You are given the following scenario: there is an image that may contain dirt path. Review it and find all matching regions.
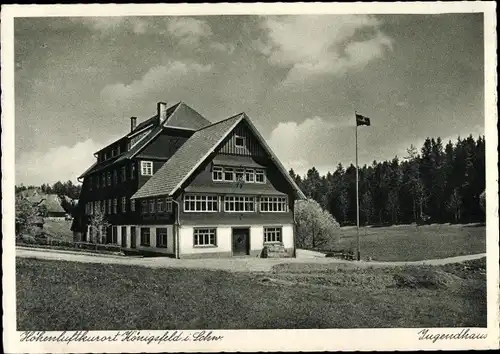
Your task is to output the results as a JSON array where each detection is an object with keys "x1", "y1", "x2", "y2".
[{"x1": 16, "y1": 247, "x2": 486, "y2": 273}]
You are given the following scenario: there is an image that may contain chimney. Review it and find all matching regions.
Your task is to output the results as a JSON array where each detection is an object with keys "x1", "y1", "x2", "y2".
[
  {"x1": 157, "y1": 102, "x2": 168, "y2": 123},
  {"x1": 130, "y1": 116, "x2": 137, "y2": 132}
]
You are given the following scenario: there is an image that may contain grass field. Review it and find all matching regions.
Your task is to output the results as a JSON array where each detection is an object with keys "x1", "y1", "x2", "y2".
[
  {"x1": 328, "y1": 224, "x2": 486, "y2": 261},
  {"x1": 16, "y1": 257, "x2": 486, "y2": 330}
]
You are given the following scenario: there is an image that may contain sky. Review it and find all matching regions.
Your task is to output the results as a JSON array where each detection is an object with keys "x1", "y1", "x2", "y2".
[{"x1": 14, "y1": 13, "x2": 484, "y2": 185}]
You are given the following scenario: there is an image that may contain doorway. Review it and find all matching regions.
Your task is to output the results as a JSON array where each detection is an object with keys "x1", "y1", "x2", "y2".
[{"x1": 232, "y1": 227, "x2": 250, "y2": 256}]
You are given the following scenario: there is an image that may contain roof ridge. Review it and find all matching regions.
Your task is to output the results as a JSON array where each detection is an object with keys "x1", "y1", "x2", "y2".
[{"x1": 194, "y1": 112, "x2": 244, "y2": 132}]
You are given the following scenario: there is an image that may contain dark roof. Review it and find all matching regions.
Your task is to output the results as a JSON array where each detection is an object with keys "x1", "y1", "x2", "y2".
[
  {"x1": 131, "y1": 113, "x2": 245, "y2": 199},
  {"x1": 79, "y1": 102, "x2": 211, "y2": 179},
  {"x1": 131, "y1": 113, "x2": 306, "y2": 200},
  {"x1": 164, "y1": 102, "x2": 212, "y2": 130},
  {"x1": 19, "y1": 190, "x2": 66, "y2": 213},
  {"x1": 212, "y1": 154, "x2": 265, "y2": 169}
]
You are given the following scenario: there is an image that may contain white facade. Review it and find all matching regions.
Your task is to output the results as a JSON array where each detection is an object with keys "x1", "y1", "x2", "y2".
[{"x1": 104, "y1": 223, "x2": 294, "y2": 258}]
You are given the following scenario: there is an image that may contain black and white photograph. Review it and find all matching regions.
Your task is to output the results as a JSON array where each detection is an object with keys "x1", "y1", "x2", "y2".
[{"x1": 2, "y1": 2, "x2": 498, "y2": 352}]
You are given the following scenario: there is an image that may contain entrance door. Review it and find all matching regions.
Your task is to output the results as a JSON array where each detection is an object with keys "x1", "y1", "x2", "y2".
[
  {"x1": 232, "y1": 228, "x2": 250, "y2": 256},
  {"x1": 130, "y1": 227, "x2": 136, "y2": 248},
  {"x1": 121, "y1": 227, "x2": 127, "y2": 248}
]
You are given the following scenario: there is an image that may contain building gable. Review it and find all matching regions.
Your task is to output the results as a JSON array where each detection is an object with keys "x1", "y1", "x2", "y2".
[
  {"x1": 131, "y1": 113, "x2": 306, "y2": 200},
  {"x1": 216, "y1": 120, "x2": 266, "y2": 157}
]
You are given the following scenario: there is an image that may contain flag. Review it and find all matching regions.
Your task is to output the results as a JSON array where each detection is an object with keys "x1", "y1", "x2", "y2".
[{"x1": 356, "y1": 113, "x2": 371, "y2": 126}]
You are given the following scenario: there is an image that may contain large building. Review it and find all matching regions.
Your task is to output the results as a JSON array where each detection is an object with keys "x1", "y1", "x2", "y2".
[{"x1": 72, "y1": 101, "x2": 305, "y2": 258}]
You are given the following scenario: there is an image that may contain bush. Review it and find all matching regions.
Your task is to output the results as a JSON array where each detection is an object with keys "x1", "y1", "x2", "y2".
[{"x1": 295, "y1": 199, "x2": 340, "y2": 249}]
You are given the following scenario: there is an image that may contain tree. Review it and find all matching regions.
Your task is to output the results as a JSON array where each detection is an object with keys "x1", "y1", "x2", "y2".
[
  {"x1": 295, "y1": 199, "x2": 340, "y2": 249},
  {"x1": 15, "y1": 195, "x2": 40, "y2": 240},
  {"x1": 88, "y1": 208, "x2": 110, "y2": 244},
  {"x1": 479, "y1": 190, "x2": 486, "y2": 214},
  {"x1": 446, "y1": 188, "x2": 462, "y2": 223}
]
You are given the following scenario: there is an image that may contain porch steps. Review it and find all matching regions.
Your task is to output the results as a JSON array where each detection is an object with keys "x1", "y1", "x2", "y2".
[{"x1": 262, "y1": 243, "x2": 290, "y2": 258}]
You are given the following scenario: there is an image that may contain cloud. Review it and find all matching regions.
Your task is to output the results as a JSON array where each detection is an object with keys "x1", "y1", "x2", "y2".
[
  {"x1": 210, "y1": 42, "x2": 236, "y2": 54},
  {"x1": 16, "y1": 137, "x2": 118, "y2": 185},
  {"x1": 100, "y1": 61, "x2": 212, "y2": 109},
  {"x1": 268, "y1": 116, "x2": 353, "y2": 177},
  {"x1": 166, "y1": 17, "x2": 213, "y2": 46},
  {"x1": 256, "y1": 15, "x2": 393, "y2": 85}
]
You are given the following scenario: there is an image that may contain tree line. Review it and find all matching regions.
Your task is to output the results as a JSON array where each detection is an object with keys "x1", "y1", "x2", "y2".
[
  {"x1": 15, "y1": 180, "x2": 82, "y2": 200},
  {"x1": 290, "y1": 134, "x2": 486, "y2": 226}
]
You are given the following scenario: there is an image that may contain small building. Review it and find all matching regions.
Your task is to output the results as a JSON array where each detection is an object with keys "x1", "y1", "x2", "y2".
[{"x1": 72, "y1": 101, "x2": 305, "y2": 258}]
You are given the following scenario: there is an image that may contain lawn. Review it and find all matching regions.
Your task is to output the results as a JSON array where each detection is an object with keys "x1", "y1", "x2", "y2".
[
  {"x1": 328, "y1": 224, "x2": 486, "y2": 261},
  {"x1": 16, "y1": 257, "x2": 486, "y2": 330}
]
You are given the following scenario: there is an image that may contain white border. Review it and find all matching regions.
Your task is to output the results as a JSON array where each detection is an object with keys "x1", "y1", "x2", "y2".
[{"x1": 2, "y1": 2, "x2": 498, "y2": 352}]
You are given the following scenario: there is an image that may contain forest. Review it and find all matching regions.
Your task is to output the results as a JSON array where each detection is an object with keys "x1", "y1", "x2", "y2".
[{"x1": 289, "y1": 134, "x2": 486, "y2": 226}]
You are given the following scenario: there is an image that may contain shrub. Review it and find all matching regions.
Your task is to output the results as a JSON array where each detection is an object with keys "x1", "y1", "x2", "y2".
[{"x1": 295, "y1": 199, "x2": 340, "y2": 249}]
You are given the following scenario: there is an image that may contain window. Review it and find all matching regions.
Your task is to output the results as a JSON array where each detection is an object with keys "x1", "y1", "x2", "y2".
[
  {"x1": 113, "y1": 170, "x2": 118, "y2": 185},
  {"x1": 224, "y1": 196, "x2": 255, "y2": 212},
  {"x1": 112, "y1": 226, "x2": 118, "y2": 244},
  {"x1": 235, "y1": 168, "x2": 244, "y2": 182},
  {"x1": 235, "y1": 135, "x2": 245, "y2": 147},
  {"x1": 107, "y1": 172, "x2": 111, "y2": 186},
  {"x1": 184, "y1": 195, "x2": 218, "y2": 212},
  {"x1": 245, "y1": 169, "x2": 255, "y2": 183},
  {"x1": 165, "y1": 200, "x2": 173, "y2": 213},
  {"x1": 104, "y1": 152, "x2": 107, "y2": 160},
  {"x1": 130, "y1": 199, "x2": 136, "y2": 212},
  {"x1": 224, "y1": 168, "x2": 234, "y2": 181},
  {"x1": 121, "y1": 166, "x2": 126, "y2": 182},
  {"x1": 89, "y1": 176, "x2": 93, "y2": 191},
  {"x1": 157, "y1": 199, "x2": 165, "y2": 213},
  {"x1": 148, "y1": 199, "x2": 155, "y2": 213},
  {"x1": 96, "y1": 174, "x2": 100, "y2": 188},
  {"x1": 112, "y1": 148, "x2": 116, "y2": 157},
  {"x1": 141, "y1": 161, "x2": 153, "y2": 176},
  {"x1": 212, "y1": 166, "x2": 223, "y2": 181},
  {"x1": 101, "y1": 173, "x2": 106, "y2": 187},
  {"x1": 156, "y1": 228, "x2": 168, "y2": 248},
  {"x1": 130, "y1": 162, "x2": 136, "y2": 179},
  {"x1": 117, "y1": 146, "x2": 121, "y2": 155},
  {"x1": 121, "y1": 197, "x2": 127, "y2": 213},
  {"x1": 113, "y1": 199, "x2": 118, "y2": 214},
  {"x1": 140, "y1": 228, "x2": 150, "y2": 246},
  {"x1": 193, "y1": 228, "x2": 217, "y2": 247},
  {"x1": 255, "y1": 169, "x2": 265, "y2": 183},
  {"x1": 95, "y1": 200, "x2": 100, "y2": 213},
  {"x1": 260, "y1": 196, "x2": 288, "y2": 212},
  {"x1": 264, "y1": 227, "x2": 282, "y2": 243},
  {"x1": 107, "y1": 199, "x2": 112, "y2": 214},
  {"x1": 141, "y1": 200, "x2": 147, "y2": 214},
  {"x1": 101, "y1": 200, "x2": 105, "y2": 213}
]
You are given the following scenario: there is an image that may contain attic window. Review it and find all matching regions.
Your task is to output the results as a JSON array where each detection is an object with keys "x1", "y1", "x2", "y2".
[{"x1": 235, "y1": 135, "x2": 245, "y2": 148}]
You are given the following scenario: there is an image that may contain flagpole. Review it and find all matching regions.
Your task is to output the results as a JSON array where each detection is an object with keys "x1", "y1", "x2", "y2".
[{"x1": 355, "y1": 111, "x2": 360, "y2": 261}]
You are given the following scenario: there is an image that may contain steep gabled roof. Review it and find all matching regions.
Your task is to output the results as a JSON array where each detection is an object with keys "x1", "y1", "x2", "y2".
[
  {"x1": 131, "y1": 113, "x2": 244, "y2": 199},
  {"x1": 131, "y1": 113, "x2": 306, "y2": 200},
  {"x1": 79, "y1": 102, "x2": 211, "y2": 179},
  {"x1": 164, "y1": 102, "x2": 212, "y2": 130}
]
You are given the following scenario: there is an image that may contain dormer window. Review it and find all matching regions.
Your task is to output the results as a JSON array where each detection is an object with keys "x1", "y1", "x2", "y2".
[{"x1": 235, "y1": 135, "x2": 245, "y2": 148}]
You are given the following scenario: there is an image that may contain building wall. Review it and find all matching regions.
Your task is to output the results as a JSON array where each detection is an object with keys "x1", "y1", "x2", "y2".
[
  {"x1": 177, "y1": 223, "x2": 294, "y2": 259},
  {"x1": 117, "y1": 224, "x2": 175, "y2": 255},
  {"x1": 216, "y1": 120, "x2": 266, "y2": 156}
]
